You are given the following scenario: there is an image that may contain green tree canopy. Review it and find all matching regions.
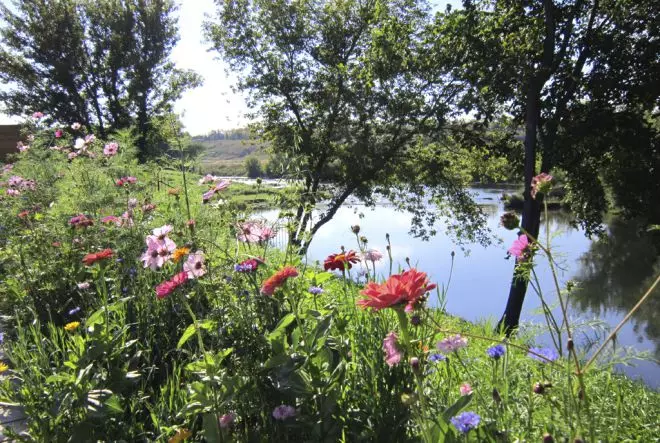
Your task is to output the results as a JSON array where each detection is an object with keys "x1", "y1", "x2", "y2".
[
  {"x1": 0, "y1": 0, "x2": 201, "y2": 159},
  {"x1": 206, "y1": 0, "x2": 489, "y2": 252}
]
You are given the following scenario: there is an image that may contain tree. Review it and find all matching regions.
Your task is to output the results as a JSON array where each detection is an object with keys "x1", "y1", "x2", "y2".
[
  {"x1": 206, "y1": 0, "x2": 488, "y2": 253},
  {"x1": 433, "y1": 0, "x2": 659, "y2": 332},
  {"x1": 0, "y1": 0, "x2": 201, "y2": 159},
  {"x1": 244, "y1": 156, "x2": 263, "y2": 178}
]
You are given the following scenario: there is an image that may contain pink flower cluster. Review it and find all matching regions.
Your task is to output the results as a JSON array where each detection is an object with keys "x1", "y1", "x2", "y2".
[
  {"x1": 272, "y1": 405, "x2": 297, "y2": 420},
  {"x1": 1, "y1": 164, "x2": 14, "y2": 175},
  {"x1": 16, "y1": 142, "x2": 29, "y2": 153},
  {"x1": 362, "y1": 248, "x2": 383, "y2": 262},
  {"x1": 141, "y1": 225, "x2": 176, "y2": 270},
  {"x1": 202, "y1": 179, "x2": 230, "y2": 203},
  {"x1": 116, "y1": 176, "x2": 137, "y2": 187},
  {"x1": 237, "y1": 220, "x2": 276, "y2": 243},
  {"x1": 4, "y1": 175, "x2": 36, "y2": 196}
]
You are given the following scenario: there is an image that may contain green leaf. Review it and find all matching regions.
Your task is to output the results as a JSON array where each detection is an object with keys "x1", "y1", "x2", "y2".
[
  {"x1": 177, "y1": 324, "x2": 196, "y2": 349},
  {"x1": 442, "y1": 393, "x2": 473, "y2": 422},
  {"x1": 104, "y1": 395, "x2": 123, "y2": 415},
  {"x1": 266, "y1": 313, "x2": 296, "y2": 342}
]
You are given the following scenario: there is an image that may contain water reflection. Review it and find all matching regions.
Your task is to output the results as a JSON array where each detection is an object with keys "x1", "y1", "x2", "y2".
[
  {"x1": 258, "y1": 188, "x2": 660, "y2": 386},
  {"x1": 572, "y1": 219, "x2": 660, "y2": 359}
]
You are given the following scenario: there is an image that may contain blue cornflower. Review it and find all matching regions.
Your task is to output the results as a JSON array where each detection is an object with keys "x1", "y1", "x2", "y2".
[
  {"x1": 528, "y1": 347, "x2": 559, "y2": 363},
  {"x1": 486, "y1": 344, "x2": 506, "y2": 360},
  {"x1": 428, "y1": 353, "x2": 446, "y2": 363},
  {"x1": 450, "y1": 411, "x2": 480, "y2": 433},
  {"x1": 308, "y1": 286, "x2": 324, "y2": 295},
  {"x1": 0, "y1": 332, "x2": 4, "y2": 343},
  {"x1": 68, "y1": 307, "x2": 81, "y2": 316}
]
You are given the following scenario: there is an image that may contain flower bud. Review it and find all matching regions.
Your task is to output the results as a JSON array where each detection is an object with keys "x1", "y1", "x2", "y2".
[
  {"x1": 500, "y1": 212, "x2": 520, "y2": 230},
  {"x1": 533, "y1": 382, "x2": 545, "y2": 395},
  {"x1": 385, "y1": 233, "x2": 390, "y2": 241},
  {"x1": 543, "y1": 433, "x2": 555, "y2": 443},
  {"x1": 492, "y1": 387, "x2": 501, "y2": 404},
  {"x1": 409, "y1": 357, "x2": 420, "y2": 372},
  {"x1": 360, "y1": 235, "x2": 368, "y2": 244},
  {"x1": 401, "y1": 393, "x2": 415, "y2": 406},
  {"x1": 567, "y1": 338, "x2": 574, "y2": 352},
  {"x1": 410, "y1": 315, "x2": 421, "y2": 326},
  {"x1": 351, "y1": 225, "x2": 360, "y2": 234}
]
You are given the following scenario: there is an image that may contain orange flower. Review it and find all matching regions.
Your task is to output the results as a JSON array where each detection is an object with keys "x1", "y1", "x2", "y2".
[
  {"x1": 357, "y1": 268, "x2": 436, "y2": 313},
  {"x1": 168, "y1": 428, "x2": 192, "y2": 443},
  {"x1": 172, "y1": 247, "x2": 190, "y2": 263},
  {"x1": 82, "y1": 248, "x2": 114, "y2": 266},
  {"x1": 260, "y1": 266, "x2": 299, "y2": 296},
  {"x1": 323, "y1": 250, "x2": 360, "y2": 271}
]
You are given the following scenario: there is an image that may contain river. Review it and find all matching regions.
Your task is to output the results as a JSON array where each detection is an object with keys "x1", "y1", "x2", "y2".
[{"x1": 258, "y1": 186, "x2": 660, "y2": 388}]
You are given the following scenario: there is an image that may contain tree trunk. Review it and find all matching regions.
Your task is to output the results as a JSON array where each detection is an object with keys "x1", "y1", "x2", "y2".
[{"x1": 497, "y1": 81, "x2": 543, "y2": 334}]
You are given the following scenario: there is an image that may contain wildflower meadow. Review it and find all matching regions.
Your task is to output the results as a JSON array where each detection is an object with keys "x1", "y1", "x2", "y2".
[{"x1": 0, "y1": 121, "x2": 658, "y2": 442}]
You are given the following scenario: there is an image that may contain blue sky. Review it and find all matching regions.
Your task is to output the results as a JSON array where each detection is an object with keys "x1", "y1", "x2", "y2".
[{"x1": 1, "y1": 0, "x2": 462, "y2": 135}]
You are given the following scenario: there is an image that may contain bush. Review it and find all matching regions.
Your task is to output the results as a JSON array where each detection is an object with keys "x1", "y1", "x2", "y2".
[{"x1": 244, "y1": 156, "x2": 263, "y2": 178}]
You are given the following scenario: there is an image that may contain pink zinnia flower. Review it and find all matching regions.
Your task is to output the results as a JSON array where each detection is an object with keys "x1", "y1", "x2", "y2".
[
  {"x1": 103, "y1": 142, "x2": 119, "y2": 157},
  {"x1": 69, "y1": 214, "x2": 94, "y2": 228},
  {"x1": 437, "y1": 334, "x2": 468, "y2": 353},
  {"x1": 155, "y1": 271, "x2": 189, "y2": 299},
  {"x1": 260, "y1": 266, "x2": 299, "y2": 296},
  {"x1": 508, "y1": 234, "x2": 530, "y2": 260},
  {"x1": 460, "y1": 383, "x2": 473, "y2": 396},
  {"x1": 141, "y1": 236, "x2": 175, "y2": 270},
  {"x1": 383, "y1": 332, "x2": 402, "y2": 367},
  {"x1": 55, "y1": 129, "x2": 63, "y2": 138},
  {"x1": 219, "y1": 413, "x2": 236, "y2": 429},
  {"x1": 184, "y1": 251, "x2": 207, "y2": 279},
  {"x1": 32, "y1": 111, "x2": 44, "y2": 119}
]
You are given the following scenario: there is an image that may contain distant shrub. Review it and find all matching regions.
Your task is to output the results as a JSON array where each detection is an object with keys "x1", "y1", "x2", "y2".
[{"x1": 245, "y1": 156, "x2": 263, "y2": 178}]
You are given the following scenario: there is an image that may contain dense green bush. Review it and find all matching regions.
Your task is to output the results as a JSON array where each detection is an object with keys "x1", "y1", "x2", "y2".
[{"x1": 0, "y1": 123, "x2": 657, "y2": 441}]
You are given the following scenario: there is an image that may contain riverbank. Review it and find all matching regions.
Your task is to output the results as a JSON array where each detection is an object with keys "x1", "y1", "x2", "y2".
[{"x1": 0, "y1": 132, "x2": 658, "y2": 440}]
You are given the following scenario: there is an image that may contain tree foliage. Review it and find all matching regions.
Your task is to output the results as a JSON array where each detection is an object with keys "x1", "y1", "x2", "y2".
[
  {"x1": 0, "y1": 0, "x2": 201, "y2": 159},
  {"x1": 206, "y1": 0, "x2": 490, "y2": 252}
]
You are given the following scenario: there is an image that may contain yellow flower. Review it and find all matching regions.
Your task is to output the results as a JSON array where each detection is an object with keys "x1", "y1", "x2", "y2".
[
  {"x1": 168, "y1": 428, "x2": 192, "y2": 443},
  {"x1": 0, "y1": 362, "x2": 9, "y2": 373},
  {"x1": 172, "y1": 247, "x2": 191, "y2": 263},
  {"x1": 64, "y1": 321, "x2": 80, "y2": 332}
]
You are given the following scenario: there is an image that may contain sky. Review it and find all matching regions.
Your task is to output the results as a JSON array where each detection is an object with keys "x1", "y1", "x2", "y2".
[{"x1": 0, "y1": 0, "x2": 462, "y2": 135}]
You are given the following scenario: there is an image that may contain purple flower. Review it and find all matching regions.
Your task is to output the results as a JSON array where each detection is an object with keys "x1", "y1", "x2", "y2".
[
  {"x1": 528, "y1": 347, "x2": 559, "y2": 363},
  {"x1": 486, "y1": 344, "x2": 506, "y2": 360},
  {"x1": 428, "y1": 353, "x2": 446, "y2": 363},
  {"x1": 437, "y1": 334, "x2": 468, "y2": 353},
  {"x1": 308, "y1": 286, "x2": 324, "y2": 295},
  {"x1": 68, "y1": 307, "x2": 81, "y2": 316},
  {"x1": 450, "y1": 411, "x2": 480, "y2": 433},
  {"x1": 272, "y1": 405, "x2": 297, "y2": 420},
  {"x1": 383, "y1": 332, "x2": 402, "y2": 367},
  {"x1": 219, "y1": 412, "x2": 236, "y2": 428}
]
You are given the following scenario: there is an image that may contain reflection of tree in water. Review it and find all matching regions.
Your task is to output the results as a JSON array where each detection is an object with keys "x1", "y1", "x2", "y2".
[{"x1": 573, "y1": 218, "x2": 660, "y2": 357}]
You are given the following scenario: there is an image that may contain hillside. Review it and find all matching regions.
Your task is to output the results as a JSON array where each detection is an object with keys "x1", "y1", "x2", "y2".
[{"x1": 194, "y1": 138, "x2": 269, "y2": 175}]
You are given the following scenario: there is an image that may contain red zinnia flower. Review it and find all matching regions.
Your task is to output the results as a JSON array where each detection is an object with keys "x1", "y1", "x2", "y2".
[
  {"x1": 260, "y1": 266, "x2": 299, "y2": 296},
  {"x1": 82, "y1": 248, "x2": 114, "y2": 266},
  {"x1": 323, "y1": 250, "x2": 360, "y2": 271},
  {"x1": 357, "y1": 268, "x2": 436, "y2": 313},
  {"x1": 155, "y1": 271, "x2": 189, "y2": 299}
]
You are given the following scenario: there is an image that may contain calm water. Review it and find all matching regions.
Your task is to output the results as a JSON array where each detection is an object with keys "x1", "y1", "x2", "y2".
[{"x1": 259, "y1": 187, "x2": 660, "y2": 388}]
